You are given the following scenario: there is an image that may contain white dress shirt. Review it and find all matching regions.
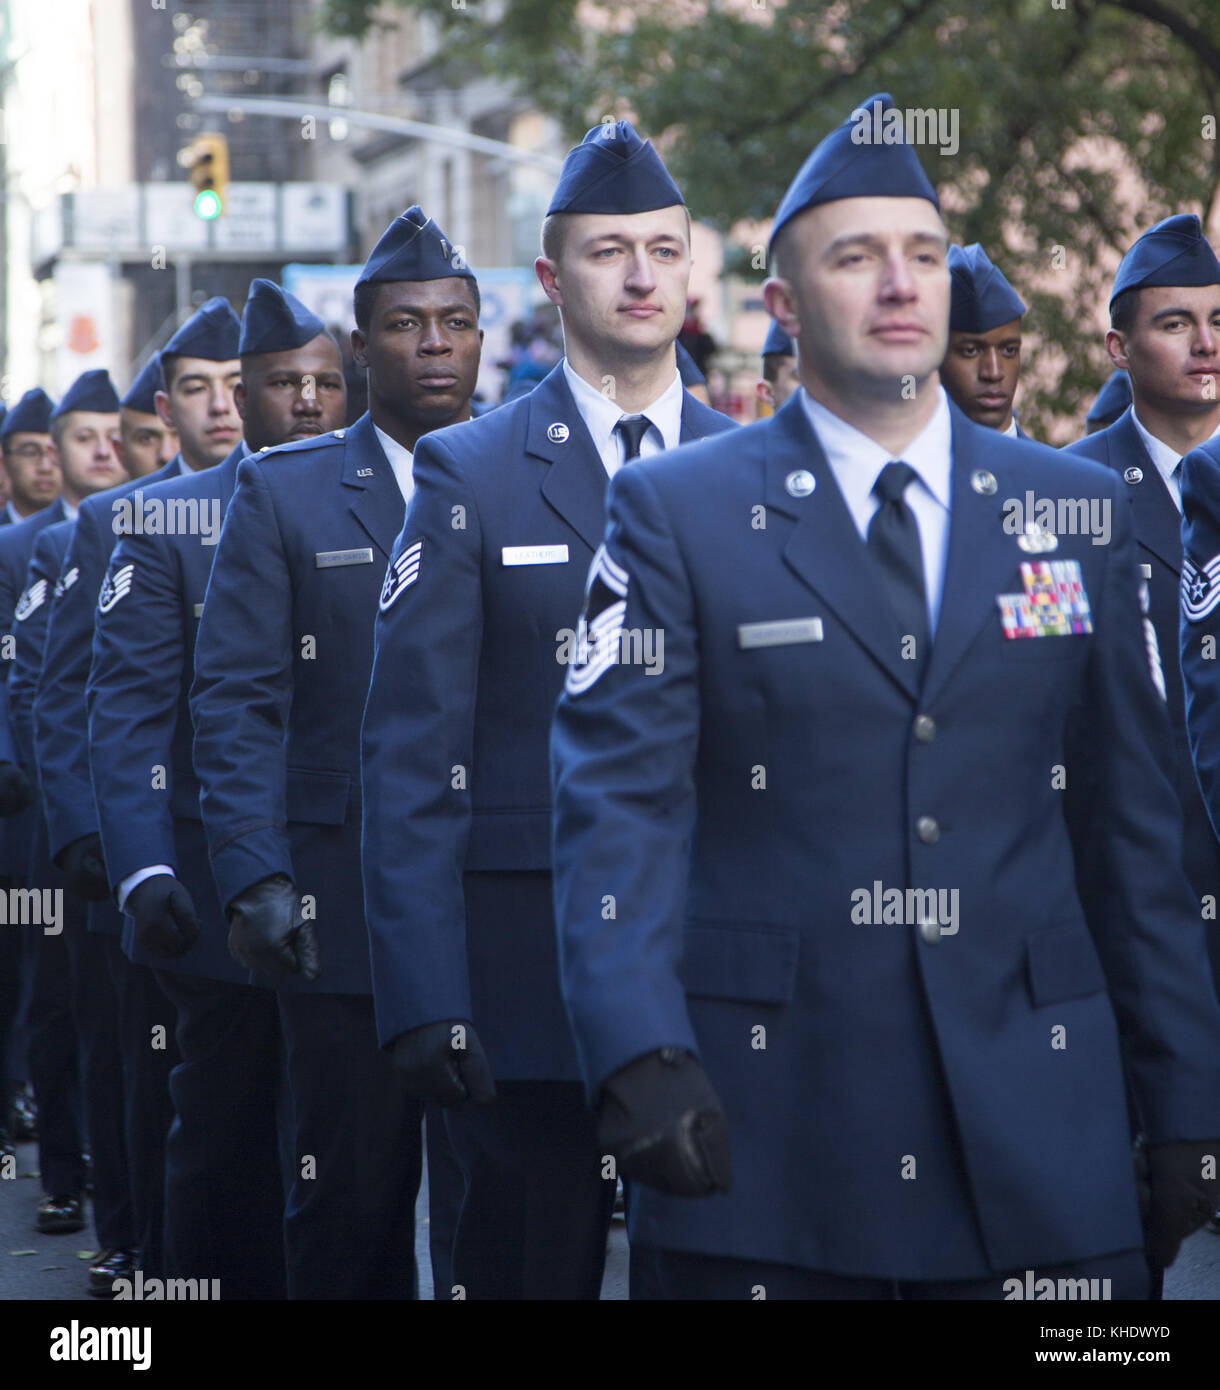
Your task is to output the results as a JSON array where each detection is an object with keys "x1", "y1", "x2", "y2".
[
  {"x1": 561, "y1": 359, "x2": 684, "y2": 478},
  {"x1": 1002, "y1": 416, "x2": 1019, "y2": 439},
  {"x1": 373, "y1": 425, "x2": 416, "y2": 507},
  {"x1": 800, "y1": 386, "x2": 954, "y2": 632}
]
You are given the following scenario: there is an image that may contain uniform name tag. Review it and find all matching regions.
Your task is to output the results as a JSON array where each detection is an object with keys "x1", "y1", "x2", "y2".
[
  {"x1": 502, "y1": 545, "x2": 569, "y2": 567},
  {"x1": 193, "y1": 603, "x2": 204, "y2": 619},
  {"x1": 315, "y1": 548, "x2": 374, "y2": 569},
  {"x1": 737, "y1": 617, "x2": 824, "y2": 649}
]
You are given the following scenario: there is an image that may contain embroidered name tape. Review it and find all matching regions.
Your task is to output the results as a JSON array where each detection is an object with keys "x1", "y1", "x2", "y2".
[
  {"x1": 502, "y1": 545, "x2": 569, "y2": 567},
  {"x1": 379, "y1": 540, "x2": 422, "y2": 611},
  {"x1": 737, "y1": 617, "x2": 824, "y2": 649},
  {"x1": 315, "y1": 548, "x2": 374, "y2": 569},
  {"x1": 997, "y1": 560, "x2": 1092, "y2": 639}
]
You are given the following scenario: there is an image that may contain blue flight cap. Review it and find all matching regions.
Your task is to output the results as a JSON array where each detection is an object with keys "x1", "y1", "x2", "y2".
[
  {"x1": 51, "y1": 369, "x2": 120, "y2": 419},
  {"x1": 947, "y1": 243, "x2": 1026, "y2": 333},
  {"x1": 162, "y1": 296, "x2": 241, "y2": 362},
  {"x1": 675, "y1": 341, "x2": 706, "y2": 387},
  {"x1": 762, "y1": 320, "x2": 795, "y2": 358},
  {"x1": 1085, "y1": 369, "x2": 1132, "y2": 427},
  {"x1": 1, "y1": 388, "x2": 55, "y2": 437},
  {"x1": 1110, "y1": 214, "x2": 1220, "y2": 311},
  {"x1": 355, "y1": 206, "x2": 476, "y2": 291},
  {"x1": 770, "y1": 93, "x2": 939, "y2": 252},
  {"x1": 121, "y1": 356, "x2": 165, "y2": 415},
  {"x1": 547, "y1": 120, "x2": 684, "y2": 216},
  {"x1": 240, "y1": 279, "x2": 329, "y2": 356}
]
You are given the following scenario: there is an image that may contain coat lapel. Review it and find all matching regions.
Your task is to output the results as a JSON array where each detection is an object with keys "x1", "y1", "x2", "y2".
[
  {"x1": 920, "y1": 411, "x2": 1032, "y2": 704},
  {"x1": 532, "y1": 366, "x2": 610, "y2": 553},
  {"x1": 1107, "y1": 411, "x2": 1183, "y2": 574},
  {"x1": 342, "y1": 415, "x2": 406, "y2": 560},
  {"x1": 765, "y1": 397, "x2": 920, "y2": 701}
]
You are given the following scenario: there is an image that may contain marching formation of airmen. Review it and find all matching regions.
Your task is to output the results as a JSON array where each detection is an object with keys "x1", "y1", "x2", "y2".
[{"x1": 1, "y1": 90, "x2": 1220, "y2": 1301}]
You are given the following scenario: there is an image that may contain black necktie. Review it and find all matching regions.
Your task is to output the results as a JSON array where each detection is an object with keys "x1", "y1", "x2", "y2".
[
  {"x1": 615, "y1": 415, "x2": 651, "y2": 462},
  {"x1": 868, "y1": 461, "x2": 929, "y2": 673}
]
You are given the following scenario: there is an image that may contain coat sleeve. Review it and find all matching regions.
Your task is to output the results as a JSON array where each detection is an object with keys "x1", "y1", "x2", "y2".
[
  {"x1": 1083, "y1": 466, "x2": 1220, "y2": 1141},
  {"x1": 86, "y1": 528, "x2": 183, "y2": 887},
  {"x1": 189, "y1": 459, "x2": 294, "y2": 908},
  {"x1": 549, "y1": 462, "x2": 703, "y2": 1096},
  {"x1": 6, "y1": 534, "x2": 59, "y2": 770},
  {"x1": 33, "y1": 513, "x2": 102, "y2": 858},
  {"x1": 360, "y1": 433, "x2": 483, "y2": 1046}
]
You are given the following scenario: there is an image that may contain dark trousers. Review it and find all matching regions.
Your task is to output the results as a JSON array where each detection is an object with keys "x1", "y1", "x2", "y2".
[
  {"x1": 65, "y1": 915, "x2": 132, "y2": 1249},
  {"x1": 443, "y1": 1079, "x2": 615, "y2": 1300},
  {"x1": 0, "y1": 886, "x2": 22, "y2": 1111},
  {"x1": 277, "y1": 990, "x2": 422, "y2": 1299},
  {"x1": 629, "y1": 1245, "x2": 1152, "y2": 1300},
  {"x1": 424, "y1": 1101, "x2": 465, "y2": 1298},
  {"x1": 155, "y1": 968, "x2": 287, "y2": 1299},
  {"x1": 106, "y1": 941, "x2": 176, "y2": 1273},
  {"x1": 25, "y1": 920, "x2": 83, "y2": 1195}
]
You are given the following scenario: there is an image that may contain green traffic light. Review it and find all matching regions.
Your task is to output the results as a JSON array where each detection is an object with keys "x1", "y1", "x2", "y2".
[{"x1": 194, "y1": 189, "x2": 222, "y2": 220}]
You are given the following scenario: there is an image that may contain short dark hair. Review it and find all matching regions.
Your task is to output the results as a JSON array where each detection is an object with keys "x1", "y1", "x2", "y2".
[
  {"x1": 761, "y1": 353, "x2": 791, "y2": 385},
  {"x1": 540, "y1": 206, "x2": 692, "y2": 264},
  {"x1": 159, "y1": 352, "x2": 182, "y2": 391},
  {"x1": 1110, "y1": 288, "x2": 1139, "y2": 335},
  {"x1": 353, "y1": 277, "x2": 481, "y2": 333}
]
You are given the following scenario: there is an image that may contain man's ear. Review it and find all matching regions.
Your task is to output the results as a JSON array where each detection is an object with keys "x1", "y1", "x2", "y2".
[
  {"x1": 154, "y1": 389, "x2": 175, "y2": 429},
  {"x1": 1104, "y1": 328, "x2": 1129, "y2": 373},
  {"x1": 350, "y1": 327, "x2": 369, "y2": 371},
  {"x1": 535, "y1": 257, "x2": 563, "y2": 308},
  {"x1": 234, "y1": 381, "x2": 248, "y2": 421},
  {"x1": 762, "y1": 279, "x2": 800, "y2": 341}
]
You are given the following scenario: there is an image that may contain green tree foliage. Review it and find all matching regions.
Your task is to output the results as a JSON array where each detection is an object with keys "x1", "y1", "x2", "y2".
[{"x1": 319, "y1": 0, "x2": 1220, "y2": 434}]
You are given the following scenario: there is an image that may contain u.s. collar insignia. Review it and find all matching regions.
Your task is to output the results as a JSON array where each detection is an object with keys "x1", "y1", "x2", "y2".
[
  {"x1": 14, "y1": 579, "x2": 47, "y2": 622},
  {"x1": 1183, "y1": 553, "x2": 1220, "y2": 622},
  {"x1": 971, "y1": 470, "x2": 997, "y2": 496},
  {"x1": 379, "y1": 539, "x2": 422, "y2": 612},
  {"x1": 1017, "y1": 522, "x2": 1059, "y2": 554},
  {"x1": 1123, "y1": 466, "x2": 1143, "y2": 485},
  {"x1": 547, "y1": 422, "x2": 570, "y2": 444},
  {"x1": 53, "y1": 566, "x2": 80, "y2": 599},
  {"x1": 98, "y1": 563, "x2": 134, "y2": 614},
  {"x1": 356, "y1": 468, "x2": 374, "y2": 477},
  {"x1": 785, "y1": 470, "x2": 816, "y2": 498}
]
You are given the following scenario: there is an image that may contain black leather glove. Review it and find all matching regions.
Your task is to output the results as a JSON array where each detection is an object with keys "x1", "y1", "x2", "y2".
[
  {"x1": 226, "y1": 873, "x2": 320, "y2": 981},
  {"x1": 388, "y1": 1020, "x2": 496, "y2": 1105},
  {"x1": 125, "y1": 875, "x2": 200, "y2": 960},
  {"x1": 1137, "y1": 1139, "x2": 1220, "y2": 1268},
  {"x1": 597, "y1": 1046, "x2": 732, "y2": 1196},
  {"x1": 0, "y1": 762, "x2": 32, "y2": 818},
  {"x1": 55, "y1": 832, "x2": 110, "y2": 902}
]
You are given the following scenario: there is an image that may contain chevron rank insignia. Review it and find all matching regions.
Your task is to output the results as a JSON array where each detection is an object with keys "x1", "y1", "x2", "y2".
[
  {"x1": 997, "y1": 560, "x2": 1092, "y2": 639},
  {"x1": 14, "y1": 579, "x2": 47, "y2": 622},
  {"x1": 54, "y1": 566, "x2": 79, "y2": 599},
  {"x1": 379, "y1": 540, "x2": 422, "y2": 612},
  {"x1": 565, "y1": 544, "x2": 629, "y2": 696},
  {"x1": 1182, "y1": 552, "x2": 1220, "y2": 623},
  {"x1": 98, "y1": 563, "x2": 134, "y2": 614}
]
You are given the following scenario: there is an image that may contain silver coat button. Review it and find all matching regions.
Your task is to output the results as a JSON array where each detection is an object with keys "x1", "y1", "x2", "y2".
[
  {"x1": 913, "y1": 715, "x2": 936, "y2": 743},
  {"x1": 785, "y1": 470, "x2": 816, "y2": 498},
  {"x1": 916, "y1": 815, "x2": 940, "y2": 844},
  {"x1": 919, "y1": 918, "x2": 942, "y2": 945}
]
